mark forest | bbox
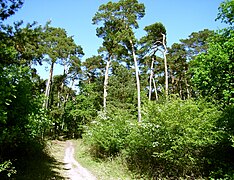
[0,0,233,179]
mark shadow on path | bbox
[11,151,67,180]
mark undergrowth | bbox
[83,98,234,179]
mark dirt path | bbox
[63,141,96,180]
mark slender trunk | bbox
[57,81,64,108]
[185,78,190,99]
[65,78,74,103]
[179,79,182,99]
[130,39,141,123]
[170,69,175,94]
[103,57,111,112]
[59,62,67,132]
[58,63,66,108]
[57,90,60,108]
[162,33,168,97]
[175,79,179,95]
[149,56,155,101]
[43,62,54,109]
[64,77,75,108]
[153,77,158,101]
[65,93,69,106]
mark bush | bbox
[84,108,134,158]
[0,65,51,178]
[208,104,234,179]
[84,98,232,179]
[124,99,224,178]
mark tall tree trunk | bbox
[58,62,67,108]
[57,90,60,108]
[130,39,141,123]
[185,78,190,99]
[179,79,182,99]
[170,69,175,94]
[149,56,155,101]
[153,77,158,101]
[103,57,111,112]
[65,77,75,105]
[162,33,168,97]
[43,62,54,109]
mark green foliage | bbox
[0,160,16,178]
[63,82,102,138]
[0,3,54,176]
[42,24,84,110]
[0,65,31,127]
[84,108,134,157]
[208,104,234,179]
[84,98,232,179]
[165,29,214,99]
[1,21,45,65]
[125,99,224,178]
[1,0,233,179]
[181,29,215,58]
[0,0,24,21]
[42,25,83,64]
[216,0,234,26]
[27,108,51,139]
[0,65,49,138]
[108,63,136,110]
[93,0,146,122]
[191,30,234,107]
[219,105,234,137]
[0,64,51,177]
[82,55,105,83]
[139,22,166,55]
[190,0,233,107]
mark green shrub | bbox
[84,108,134,158]
[208,104,234,179]
[84,98,232,179]
[124,98,224,178]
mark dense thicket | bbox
[0,0,233,179]
[85,98,232,178]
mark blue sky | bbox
[6,0,226,79]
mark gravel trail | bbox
[64,141,96,180]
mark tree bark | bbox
[179,79,182,99]
[170,69,175,94]
[149,56,155,101]
[66,78,75,102]
[58,62,67,108]
[162,33,168,97]
[103,58,111,112]
[43,62,54,109]
[153,77,158,101]
[130,39,142,123]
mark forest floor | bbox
[50,140,96,180]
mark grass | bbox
[72,139,137,180]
